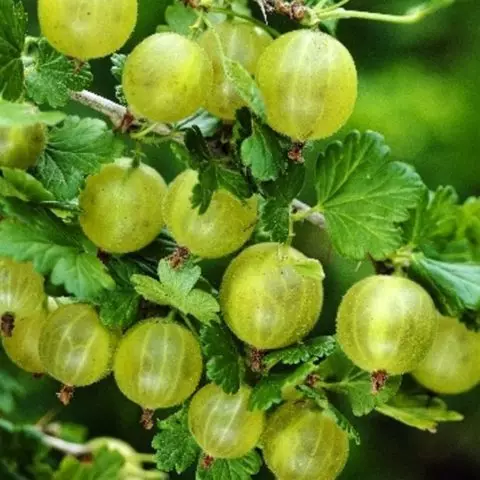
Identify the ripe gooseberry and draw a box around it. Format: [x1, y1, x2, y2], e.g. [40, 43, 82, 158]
[188, 383, 265, 459]
[2, 312, 47, 374]
[113, 319, 203, 416]
[163, 169, 258, 259]
[122, 33, 213, 123]
[79, 158, 167, 254]
[262, 401, 350, 480]
[256, 30, 357, 141]
[38, 0, 137, 61]
[198, 22, 272, 120]
[412, 316, 480, 394]
[336, 275, 438, 375]
[0, 122, 46, 169]
[39, 304, 118, 403]
[219, 243, 324, 349]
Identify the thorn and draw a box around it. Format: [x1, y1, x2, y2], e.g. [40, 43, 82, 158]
[140, 408, 155, 430]
[1, 312, 15, 337]
[57, 385, 75, 405]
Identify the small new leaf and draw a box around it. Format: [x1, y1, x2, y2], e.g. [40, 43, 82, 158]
[299, 386, 361, 445]
[164, 3, 197, 36]
[200, 321, 244, 394]
[110, 53, 126, 104]
[249, 362, 317, 411]
[0, 197, 115, 299]
[54, 447, 124, 480]
[25, 39, 93, 108]
[132, 259, 220, 323]
[0, 0, 26, 100]
[315, 131, 424, 260]
[152, 407, 200, 474]
[0, 167, 54, 202]
[264, 336, 336, 369]
[376, 393, 463, 433]
[315, 348, 402, 416]
[409, 254, 480, 316]
[196, 449, 262, 480]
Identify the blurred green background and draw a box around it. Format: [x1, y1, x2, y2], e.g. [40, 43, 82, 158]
[2, 0, 479, 478]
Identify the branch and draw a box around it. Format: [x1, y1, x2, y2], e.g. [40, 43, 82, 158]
[69, 90, 326, 229]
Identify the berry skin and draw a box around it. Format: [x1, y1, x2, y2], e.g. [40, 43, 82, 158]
[38, 0, 138, 61]
[122, 33, 213, 123]
[336, 275, 438, 375]
[219, 243, 324, 349]
[79, 158, 167, 254]
[113, 319, 203, 410]
[39, 304, 118, 387]
[163, 170, 258, 259]
[263, 401, 349, 480]
[188, 384, 265, 459]
[2, 312, 47, 374]
[0, 258, 46, 321]
[256, 30, 357, 141]
[198, 21, 272, 120]
[412, 316, 480, 395]
[0, 123, 46, 169]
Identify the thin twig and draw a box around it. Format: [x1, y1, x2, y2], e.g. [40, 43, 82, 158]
[69, 90, 327, 230]
[40, 432, 90, 456]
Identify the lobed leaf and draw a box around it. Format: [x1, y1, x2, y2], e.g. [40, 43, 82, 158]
[196, 449, 262, 480]
[0, 167, 54, 202]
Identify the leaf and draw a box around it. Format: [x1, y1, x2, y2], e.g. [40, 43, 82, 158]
[316, 348, 402, 416]
[0, 0, 26, 100]
[0, 369, 24, 415]
[264, 336, 336, 369]
[152, 407, 200, 474]
[249, 362, 317, 411]
[0, 167, 54, 202]
[376, 393, 463, 433]
[259, 198, 290, 243]
[25, 38, 93, 108]
[200, 321, 244, 394]
[164, 3, 197, 36]
[54, 447, 124, 480]
[240, 120, 284, 181]
[132, 259, 220, 323]
[0, 419, 52, 479]
[110, 53, 126, 104]
[0, 197, 115, 299]
[0, 101, 66, 127]
[175, 109, 220, 137]
[223, 57, 266, 121]
[196, 450, 262, 480]
[315, 131, 424, 260]
[409, 254, 480, 316]
[35, 116, 123, 200]
[298, 386, 361, 445]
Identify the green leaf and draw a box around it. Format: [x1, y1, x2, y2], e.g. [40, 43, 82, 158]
[0, 101, 66, 127]
[0, 197, 115, 299]
[223, 57, 266, 121]
[25, 39, 93, 108]
[196, 450, 262, 480]
[54, 447, 124, 480]
[263, 336, 336, 369]
[110, 53, 126, 104]
[456, 196, 480, 262]
[249, 362, 317, 411]
[299, 386, 361, 445]
[315, 348, 402, 417]
[409, 254, 480, 316]
[175, 109, 221, 137]
[315, 131, 424, 260]
[0, 167, 54, 202]
[164, 3, 197, 36]
[0, 0, 26, 100]
[0, 419, 52, 479]
[200, 321, 244, 394]
[152, 407, 200, 474]
[376, 393, 463, 432]
[240, 120, 284, 181]
[0, 369, 24, 414]
[132, 259, 220, 323]
[35, 116, 123, 200]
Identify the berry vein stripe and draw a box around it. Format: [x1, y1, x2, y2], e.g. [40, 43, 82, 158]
[69, 90, 325, 229]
